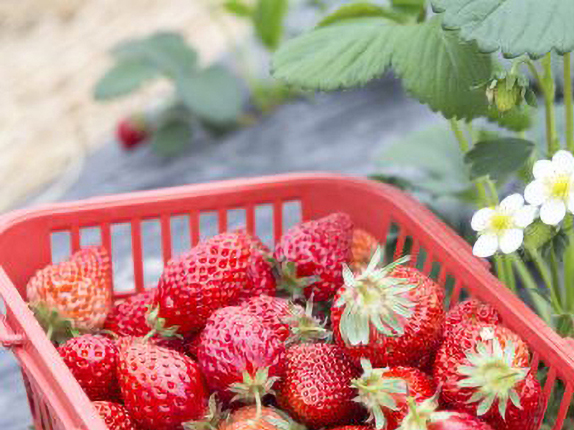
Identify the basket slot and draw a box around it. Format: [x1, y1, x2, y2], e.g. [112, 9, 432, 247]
[69, 226, 81, 254]
[552, 383, 573, 430]
[199, 212, 218, 242]
[410, 240, 421, 268]
[170, 214, 191, 256]
[160, 215, 173, 264]
[79, 226, 102, 248]
[111, 223, 134, 294]
[542, 367, 558, 418]
[282, 200, 302, 232]
[140, 219, 163, 289]
[422, 254, 434, 277]
[449, 278, 463, 308]
[393, 228, 408, 260]
[273, 201, 283, 245]
[255, 204, 273, 248]
[189, 211, 200, 246]
[131, 219, 144, 293]
[227, 208, 247, 232]
[49, 231, 71, 264]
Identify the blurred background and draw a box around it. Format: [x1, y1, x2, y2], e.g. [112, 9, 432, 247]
[0, 1, 440, 428]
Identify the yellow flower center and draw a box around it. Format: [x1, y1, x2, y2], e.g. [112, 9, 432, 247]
[550, 175, 571, 199]
[489, 213, 512, 233]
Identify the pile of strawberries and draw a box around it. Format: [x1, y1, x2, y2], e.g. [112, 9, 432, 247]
[25, 213, 544, 430]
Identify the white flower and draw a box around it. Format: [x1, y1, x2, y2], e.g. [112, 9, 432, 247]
[524, 150, 574, 225]
[471, 194, 537, 258]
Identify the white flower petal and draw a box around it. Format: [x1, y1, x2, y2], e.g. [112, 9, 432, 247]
[513, 205, 537, 228]
[473, 234, 499, 258]
[552, 150, 574, 174]
[524, 180, 548, 206]
[540, 199, 566, 225]
[500, 194, 524, 213]
[499, 229, 524, 254]
[533, 159, 554, 179]
[471, 208, 495, 232]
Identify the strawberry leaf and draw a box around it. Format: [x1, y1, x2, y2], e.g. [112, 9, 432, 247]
[151, 119, 193, 157]
[432, 0, 574, 58]
[253, 0, 289, 50]
[176, 65, 242, 124]
[464, 138, 535, 180]
[94, 59, 160, 100]
[318, 2, 409, 26]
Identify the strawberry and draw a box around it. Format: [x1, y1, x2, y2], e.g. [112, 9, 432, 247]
[352, 360, 435, 430]
[215, 405, 304, 430]
[237, 232, 276, 301]
[397, 395, 495, 430]
[118, 342, 208, 430]
[117, 115, 149, 150]
[59, 334, 118, 401]
[331, 249, 444, 368]
[93, 401, 139, 430]
[104, 290, 156, 337]
[329, 427, 374, 430]
[27, 246, 112, 341]
[196, 305, 285, 405]
[276, 343, 362, 428]
[154, 231, 251, 334]
[433, 324, 543, 430]
[274, 213, 353, 301]
[444, 299, 500, 339]
[350, 229, 379, 272]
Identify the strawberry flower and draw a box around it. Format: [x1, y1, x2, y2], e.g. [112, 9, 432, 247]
[524, 150, 574, 225]
[471, 194, 536, 258]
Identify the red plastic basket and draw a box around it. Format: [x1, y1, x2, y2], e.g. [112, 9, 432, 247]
[0, 173, 573, 430]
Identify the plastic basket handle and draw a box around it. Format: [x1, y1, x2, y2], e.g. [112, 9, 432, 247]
[0, 313, 25, 348]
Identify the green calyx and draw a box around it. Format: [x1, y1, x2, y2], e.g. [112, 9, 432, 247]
[457, 328, 528, 419]
[183, 395, 226, 430]
[144, 305, 182, 342]
[485, 71, 530, 113]
[398, 394, 440, 430]
[271, 259, 321, 298]
[285, 299, 332, 345]
[29, 302, 81, 345]
[335, 247, 415, 346]
[352, 359, 408, 430]
[265, 409, 307, 430]
[229, 368, 280, 419]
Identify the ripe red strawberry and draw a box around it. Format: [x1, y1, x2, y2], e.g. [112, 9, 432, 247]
[237, 232, 276, 301]
[93, 401, 139, 430]
[118, 342, 208, 430]
[444, 299, 500, 339]
[274, 213, 354, 301]
[27, 246, 113, 340]
[216, 405, 303, 430]
[276, 343, 362, 428]
[196, 305, 285, 404]
[240, 295, 299, 341]
[330, 427, 374, 430]
[398, 395, 495, 430]
[117, 115, 149, 150]
[353, 360, 435, 429]
[154, 231, 251, 334]
[433, 324, 543, 430]
[104, 290, 156, 337]
[59, 334, 118, 401]
[331, 249, 444, 368]
[350, 229, 379, 272]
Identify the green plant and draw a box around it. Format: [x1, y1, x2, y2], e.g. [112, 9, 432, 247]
[270, 0, 574, 347]
[94, 32, 242, 156]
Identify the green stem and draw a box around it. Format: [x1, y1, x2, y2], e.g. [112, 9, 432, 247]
[549, 247, 562, 306]
[503, 255, 516, 293]
[542, 54, 559, 155]
[254, 392, 262, 421]
[511, 254, 552, 323]
[46, 325, 54, 342]
[494, 255, 510, 289]
[565, 53, 574, 152]
[564, 217, 574, 311]
[450, 119, 469, 152]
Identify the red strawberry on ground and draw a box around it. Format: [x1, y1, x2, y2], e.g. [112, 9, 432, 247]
[237, 231, 276, 301]
[104, 289, 156, 337]
[93, 401, 139, 430]
[276, 343, 362, 428]
[353, 360, 435, 430]
[154, 231, 251, 334]
[117, 114, 150, 150]
[27, 246, 113, 341]
[196, 305, 285, 406]
[397, 395, 494, 430]
[331, 248, 444, 368]
[59, 334, 118, 401]
[444, 299, 501, 339]
[434, 324, 543, 430]
[350, 229, 379, 273]
[274, 212, 354, 301]
[118, 342, 208, 430]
